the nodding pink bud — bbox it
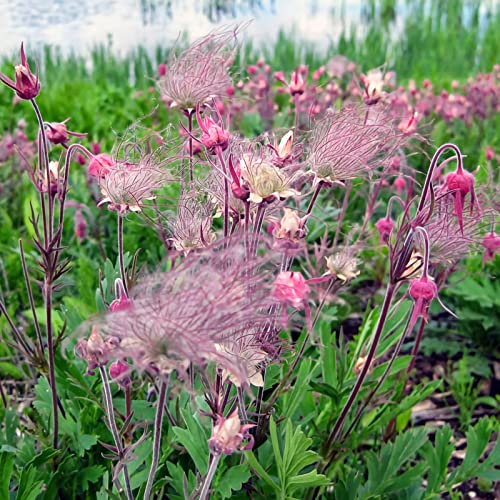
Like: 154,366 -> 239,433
394,176 -> 406,196
444,166 -> 477,234
92,143 -> 101,155
256,58 -> 265,68
0,43 -> 40,100
247,65 -> 257,75
451,80 -> 459,89
202,121 -> 230,151
273,271 -> 309,309
390,156 -> 401,170
423,79 -> 431,88
481,231 -> 500,266
289,70 -> 306,96
208,411 -> 255,455
226,86 -> 235,97
109,360 -> 131,389
77,153 -> 86,165
46,122 -> 69,145
375,217 -> 394,244
158,63 -> 167,77
274,71 -> 286,83
486,145 -> 494,161
109,278 -> 132,312
46,119 -> 86,146
88,153 -> 114,178
74,209 -> 87,243
408,275 -> 437,329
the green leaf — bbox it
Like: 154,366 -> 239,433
216,463 -> 251,499
0,451 -> 14,499
172,409 -> 209,475
421,425 -> 454,494
245,451 -> 279,492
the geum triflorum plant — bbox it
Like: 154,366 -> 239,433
0,27 -> 498,500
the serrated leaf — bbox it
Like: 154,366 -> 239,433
216,463 -> 251,499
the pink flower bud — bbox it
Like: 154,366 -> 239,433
88,153 -> 114,178
273,271 -> 309,309
46,122 -> 69,145
158,63 -> 167,77
74,209 -> 87,243
0,43 -> 40,100
394,176 -> 406,196
408,275 -> 437,328
109,360 -> 131,388
208,411 -> 254,455
92,143 -> 101,155
481,231 -> 500,265
77,153 -> 86,165
226,86 -> 235,97
375,217 -> 394,244
486,145 -> 494,161
289,70 -> 306,96
247,65 -> 257,75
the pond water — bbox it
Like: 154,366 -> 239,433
1,0 -> 497,58
0,0 -> 380,57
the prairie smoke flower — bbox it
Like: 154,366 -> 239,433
0,43 -> 40,100
267,130 -> 303,168
307,105 -> 403,186
273,271 -> 310,310
360,68 -> 386,105
208,410 -> 254,455
88,153 -> 114,178
75,327 -> 117,375
158,27 -> 240,109
481,230 -> 500,265
92,243 -> 274,385
408,275 -> 437,331
97,131 -> 177,215
215,333 -> 268,387
421,194 -> 483,267
441,161 -> 479,234
168,195 -> 215,252
325,248 -> 360,283
272,208 -> 307,253
74,209 -> 87,243
375,216 -> 395,244
196,104 -> 231,153
276,68 -> 307,96
98,162 -> 168,214
239,149 -> 300,204
45,118 -> 86,146
109,278 -> 132,313
109,360 -> 131,389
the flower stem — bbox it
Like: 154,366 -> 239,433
99,366 -> 133,500
323,283 -> 396,463
333,180 -> 352,247
144,380 -> 168,500
199,454 -> 222,500
117,214 -> 128,295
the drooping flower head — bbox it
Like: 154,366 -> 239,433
481,230 -> 500,266
307,104 -> 404,186
90,241 -> 275,386
441,159 -> 480,234
45,118 -> 86,147
158,26 -> 243,109
208,410 -> 255,455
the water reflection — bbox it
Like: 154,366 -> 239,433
0,0 -> 358,57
